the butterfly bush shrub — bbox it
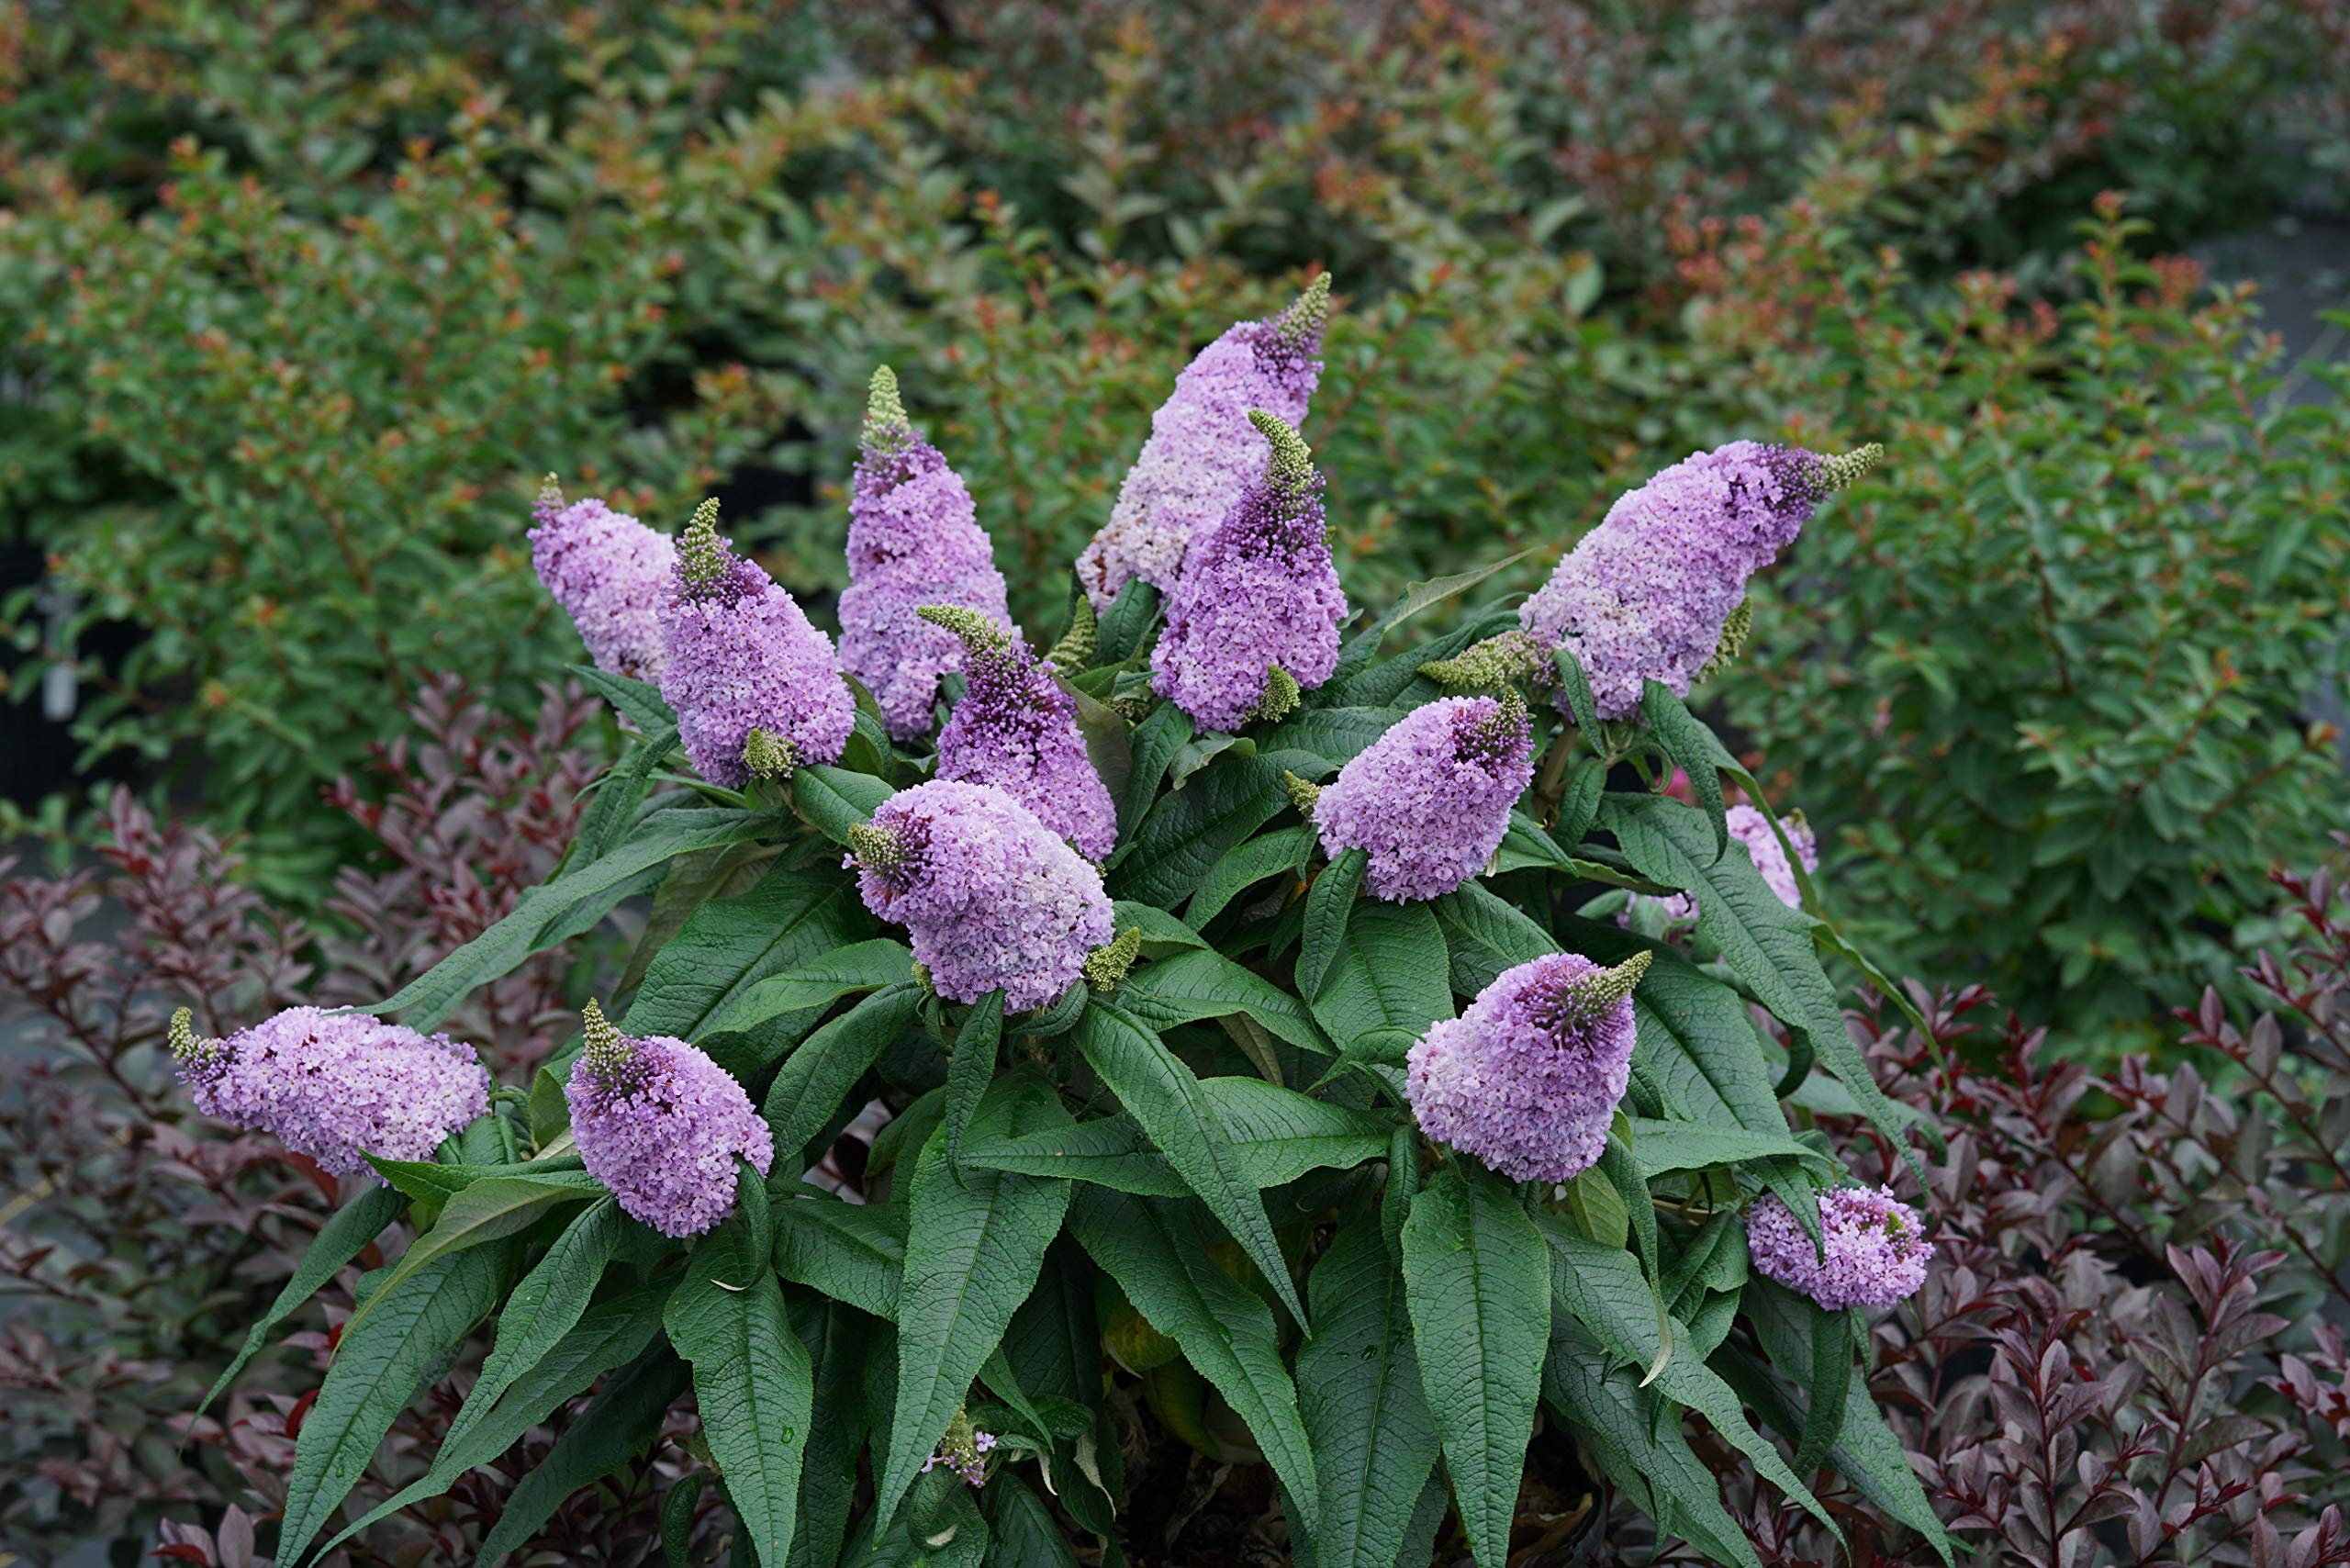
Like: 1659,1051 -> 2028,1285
175,287 -> 1956,1568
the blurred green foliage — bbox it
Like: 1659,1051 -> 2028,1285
1,0 -> 2345,1028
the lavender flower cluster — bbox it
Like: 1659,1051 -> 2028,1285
923,1413 -> 999,1488
565,1001 -> 773,1238
171,1006 -> 489,1178
1519,442 -> 1880,720
1313,694 -> 1533,901
1405,951 -> 1649,1184
839,368 -> 1018,740
529,478 -> 677,682
1747,1184 -> 1934,1310
923,605 -> 1117,860
847,779 -> 1113,1011
658,498 -> 854,787
1149,410 -> 1348,732
1077,276 -> 1328,611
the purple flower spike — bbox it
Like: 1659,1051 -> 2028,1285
1078,275 -> 1329,610
1748,1184 -> 1933,1310
1314,694 -> 1534,902
840,367 -> 1018,740
1520,442 -> 1882,721
921,604 -> 1117,861
1405,950 -> 1651,1184
170,1005 -> 489,1178
565,1000 -> 773,1238
1149,409 -> 1348,733
529,476 -> 677,681
846,779 -> 1113,1012
657,498 -> 855,788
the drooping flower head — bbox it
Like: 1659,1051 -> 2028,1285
845,779 -> 1114,1012
529,476 -> 678,681
170,1005 -> 489,1177
1077,275 -> 1330,610
657,498 -> 855,787
920,603 -> 1117,861
565,1000 -> 773,1238
1631,803 -> 1817,929
1519,442 -> 1882,721
1149,410 -> 1348,732
1747,1184 -> 1933,1311
1313,694 -> 1534,902
923,1408 -> 999,1488
1405,950 -> 1650,1184
839,367 -> 1018,739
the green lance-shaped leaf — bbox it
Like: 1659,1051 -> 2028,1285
192,1182 -> 408,1423
1540,1315 -> 1765,1568
981,1473 -> 1083,1567
709,937 -> 916,1042
943,990 -> 1005,1167
1073,1002 -> 1307,1327
1188,823 -> 1315,928
1738,1278 -> 1953,1562
476,1345 -> 691,1567
871,1073 -> 1073,1537
1310,898 -> 1454,1051
1399,1163 -> 1550,1568
311,1283 -> 671,1558
666,1183 -> 812,1568
1533,1210 -> 1841,1540
628,864 -> 875,1045
1297,846 -> 1367,1002
341,1173 -> 596,1337
1113,944 -> 1327,1057
1602,794 -> 1936,1177
275,1243 -> 509,1565
1118,700 -> 1193,838
433,1195 -> 624,1461
569,722 -> 680,866
772,1193 -> 905,1318
793,763 -> 896,846
1639,678 -> 1729,861
1302,1215 -> 1440,1568
367,805 -> 782,1030
789,1294 -> 874,1568
1113,752 -> 1289,906
569,662 -> 678,735
763,981 -> 923,1159
1068,1188 -> 1320,1541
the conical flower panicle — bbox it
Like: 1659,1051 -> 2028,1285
1314,695 -> 1534,902
1748,1183 -> 1932,1310
172,1006 -> 490,1178
1518,441 -> 1875,721
840,367 -> 1018,740
921,605 -> 1117,860
845,780 -> 1113,1012
565,1001 -> 772,1238
1077,276 -> 1331,610
657,498 -> 854,788
1148,410 -> 1348,733
529,478 -> 678,682
1405,951 -> 1649,1183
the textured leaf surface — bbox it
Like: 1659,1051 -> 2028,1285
1069,1189 -> 1319,1542
628,866 -> 871,1047
477,1347 -> 689,1566
764,982 -> 922,1157
1300,1217 -> 1439,1568
344,1175 -> 593,1336
277,1243 -> 508,1564
772,1195 -> 906,1318
874,1075 -> 1073,1535
1116,754 -> 1290,907
666,1214 -> 813,1567
793,765 -> 895,845
1073,1003 -> 1305,1327
435,1195 -> 623,1459
1310,900 -> 1452,1050
1115,946 -> 1328,1056
705,938 -> 915,1041
1399,1167 -> 1548,1568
